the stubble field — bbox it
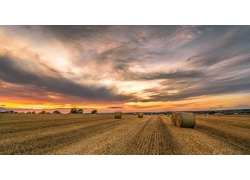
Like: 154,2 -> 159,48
0,114 -> 249,155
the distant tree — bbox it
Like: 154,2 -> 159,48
53,110 -> 61,114
91,110 -> 98,114
78,109 -> 83,114
32,111 -> 36,114
69,108 -> 83,114
46,112 -> 51,114
39,111 -> 46,114
70,108 -> 78,114
9,111 -> 14,113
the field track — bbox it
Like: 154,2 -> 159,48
0,114 -> 249,155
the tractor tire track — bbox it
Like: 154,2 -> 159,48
101,116 -> 180,155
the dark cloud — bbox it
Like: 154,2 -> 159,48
126,104 -> 162,109
38,60 -> 76,75
0,55 -> 134,103
140,70 -> 204,80
235,104 -> 250,108
138,75 -> 250,102
210,104 -> 250,110
185,26 -> 250,67
134,62 -> 250,102
40,26 -> 110,41
113,63 -> 129,73
108,107 -> 123,109
111,66 -> 204,81
4,26 -> 110,43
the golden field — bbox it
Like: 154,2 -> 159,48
0,114 -> 249,155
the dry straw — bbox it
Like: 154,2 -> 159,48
138,112 -> 143,118
115,111 -> 122,119
171,112 -> 178,126
176,112 -> 196,128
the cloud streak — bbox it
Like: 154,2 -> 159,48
0,55 -> 134,103
0,25 -> 250,110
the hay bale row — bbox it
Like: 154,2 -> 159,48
176,112 -> 196,128
171,112 -> 196,128
115,111 -> 145,119
115,111 -> 122,119
138,112 -> 143,118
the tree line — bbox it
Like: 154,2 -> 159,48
1,109 -> 98,114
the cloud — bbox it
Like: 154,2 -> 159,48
40,26 -> 110,41
235,104 -> 250,108
133,70 -> 203,81
126,104 -> 162,109
0,55 -> 134,103
185,26 -> 250,67
1,25 -> 250,108
110,63 -> 204,81
108,107 -> 123,109
209,104 -> 250,110
0,108 -> 8,111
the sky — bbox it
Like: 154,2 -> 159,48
0,25 -> 250,113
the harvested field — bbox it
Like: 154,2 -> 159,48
0,114 -> 250,155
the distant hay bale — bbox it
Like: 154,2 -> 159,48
115,111 -> 122,119
138,112 -> 143,118
176,112 -> 196,128
171,112 -> 179,126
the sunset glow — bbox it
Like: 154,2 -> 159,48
0,26 -> 250,113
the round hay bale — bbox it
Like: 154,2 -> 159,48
138,112 -> 143,118
171,112 -> 179,126
176,112 -> 196,128
115,111 -> 122,119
